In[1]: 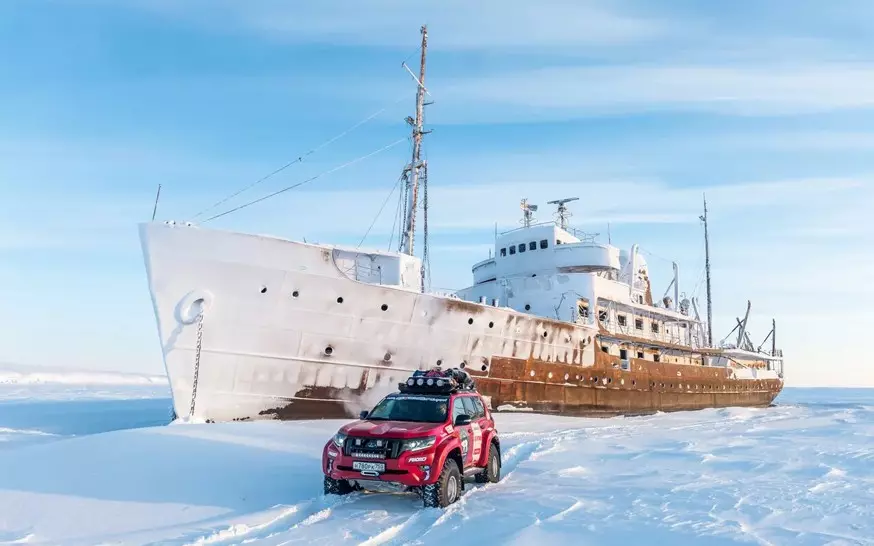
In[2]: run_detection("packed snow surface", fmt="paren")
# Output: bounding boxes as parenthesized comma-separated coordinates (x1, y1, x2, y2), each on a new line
(0, 377, 872, 545)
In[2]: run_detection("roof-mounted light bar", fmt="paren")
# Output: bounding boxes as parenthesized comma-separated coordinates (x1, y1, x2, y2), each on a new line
(397, 367, 476, 394)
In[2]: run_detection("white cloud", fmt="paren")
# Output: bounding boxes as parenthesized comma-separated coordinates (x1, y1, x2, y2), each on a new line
(435, 63, 874, 122)
(126, 0, 663, 50)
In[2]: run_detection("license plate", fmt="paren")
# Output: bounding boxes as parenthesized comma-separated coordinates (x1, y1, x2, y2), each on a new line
(352, 461, 385, 472)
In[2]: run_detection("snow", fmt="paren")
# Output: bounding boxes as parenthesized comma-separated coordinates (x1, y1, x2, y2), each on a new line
(0, 378, 872, 545)
(0, 363, 167, 386)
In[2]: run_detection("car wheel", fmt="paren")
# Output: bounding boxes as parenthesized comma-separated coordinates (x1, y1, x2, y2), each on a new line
(475, 442, 501, 484)
(423, 458, 462, 508)
(324, 475, 354, 495)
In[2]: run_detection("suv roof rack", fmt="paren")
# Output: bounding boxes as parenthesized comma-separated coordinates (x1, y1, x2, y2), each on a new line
(397, 367, 477, 395)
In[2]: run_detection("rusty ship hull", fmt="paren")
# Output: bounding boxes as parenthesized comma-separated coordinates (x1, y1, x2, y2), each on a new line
(140, 221, 784, 423)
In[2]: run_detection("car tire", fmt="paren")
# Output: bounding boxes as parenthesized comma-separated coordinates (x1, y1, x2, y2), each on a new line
(475, 442, 501, 484)
(324, 475, 354, 496)
(423, 458, 462, 508)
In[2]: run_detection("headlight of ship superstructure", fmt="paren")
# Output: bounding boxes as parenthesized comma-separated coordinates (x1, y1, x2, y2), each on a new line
(332, 432, 348, 449)
(403, 436, 436, 453)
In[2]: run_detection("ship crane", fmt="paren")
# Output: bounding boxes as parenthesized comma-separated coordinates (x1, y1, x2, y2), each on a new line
(547, 197, 579, 230)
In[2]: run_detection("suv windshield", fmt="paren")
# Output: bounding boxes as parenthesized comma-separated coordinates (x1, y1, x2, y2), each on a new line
(366, 394, 449, 423)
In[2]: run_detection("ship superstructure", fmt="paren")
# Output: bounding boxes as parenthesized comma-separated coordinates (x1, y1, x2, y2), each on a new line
(138, 26, 783, 423)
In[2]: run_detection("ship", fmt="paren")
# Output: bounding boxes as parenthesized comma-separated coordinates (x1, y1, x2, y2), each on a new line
(139, 26, 784, 423)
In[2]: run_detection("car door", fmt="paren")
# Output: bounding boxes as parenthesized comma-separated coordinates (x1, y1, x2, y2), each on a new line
(459, 396, 484, 468)
(451, 396, 474, 468)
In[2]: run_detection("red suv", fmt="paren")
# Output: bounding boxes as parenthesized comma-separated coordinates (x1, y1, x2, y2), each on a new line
(322, 368, 501, 507)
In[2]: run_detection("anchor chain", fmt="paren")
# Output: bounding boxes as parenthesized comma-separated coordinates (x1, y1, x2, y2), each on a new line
(188, 310, 205, 419)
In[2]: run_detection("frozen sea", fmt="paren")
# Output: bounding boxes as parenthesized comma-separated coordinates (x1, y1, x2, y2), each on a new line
(0, 367, 872, 545)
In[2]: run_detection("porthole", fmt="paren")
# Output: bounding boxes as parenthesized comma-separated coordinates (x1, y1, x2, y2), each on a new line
(260, 286, 267, 294)
(607, 378, 612, 384)
(564, 373, 569, 381)
(488, 321, 494, 328)
(530, 370, 535, 377)
(383, 352, 391, 361)
(324, 346, 334, 356)
(548, 372, 553, 379)
(460, 361, 466, 369)
(524, 304, 531, 311)
(481, 365, 488, 371)
(337, 297, 344, 304)
(436, 359, 443, 366)
(542, 331, 548, 338)
(593, 376, 599, 383)
(468, 318, 474, 325)
(576, 375, 581, 380)
(381, 304, 388, 311)
(632, 380, 637, 386)
(292, 290, 299, 298)
(621, 379, 625, 385)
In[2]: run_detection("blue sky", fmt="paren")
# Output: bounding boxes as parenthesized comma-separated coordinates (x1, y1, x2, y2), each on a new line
(1, 0, 872, 386)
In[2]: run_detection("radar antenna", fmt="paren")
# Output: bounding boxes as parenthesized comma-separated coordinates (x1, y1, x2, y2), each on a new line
(520, 198, 538, 227)
(547, 197, 579, 230)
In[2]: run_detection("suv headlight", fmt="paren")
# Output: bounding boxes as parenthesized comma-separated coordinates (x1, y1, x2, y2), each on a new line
(332, 432, 347, 448)
(403, 436, 436, 453)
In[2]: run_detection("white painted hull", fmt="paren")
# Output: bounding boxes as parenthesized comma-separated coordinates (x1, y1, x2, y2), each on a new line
(139, 222, 599, 423)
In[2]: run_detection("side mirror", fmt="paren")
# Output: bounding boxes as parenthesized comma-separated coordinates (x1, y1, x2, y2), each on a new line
(359, 410, 369, 420)
(454, 414, 472, 426)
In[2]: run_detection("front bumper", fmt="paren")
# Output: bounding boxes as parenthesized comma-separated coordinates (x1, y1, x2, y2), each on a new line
(322, 442, 438, 488)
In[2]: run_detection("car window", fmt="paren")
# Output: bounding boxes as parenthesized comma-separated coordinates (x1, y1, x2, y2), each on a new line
(471, 397, 486, 418)
(451, 397, 466, 423)
(460, 396, 478, 417)
(368, 395, 449, 423)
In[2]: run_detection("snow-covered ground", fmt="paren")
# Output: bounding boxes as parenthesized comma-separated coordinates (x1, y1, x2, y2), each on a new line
(0, 372, 872, 545)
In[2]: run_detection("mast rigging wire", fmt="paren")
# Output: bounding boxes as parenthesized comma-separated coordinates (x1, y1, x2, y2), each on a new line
(357, 174, 405, 248)
(201, 137, 408, 223)
(189, 93, 410, 221)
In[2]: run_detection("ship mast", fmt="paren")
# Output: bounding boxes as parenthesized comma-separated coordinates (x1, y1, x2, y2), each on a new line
(701, 194, 713, 347)
(399, 25, 429, 259)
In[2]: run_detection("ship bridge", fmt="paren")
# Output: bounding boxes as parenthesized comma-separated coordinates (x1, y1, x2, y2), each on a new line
(470, 223, 621, 287)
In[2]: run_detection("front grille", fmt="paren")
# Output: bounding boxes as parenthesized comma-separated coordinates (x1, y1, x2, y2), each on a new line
(344, 436, 402, 459)
(337, 465, 408, 475)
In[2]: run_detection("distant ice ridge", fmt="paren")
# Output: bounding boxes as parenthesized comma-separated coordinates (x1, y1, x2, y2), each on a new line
(0, 363, 167, 386)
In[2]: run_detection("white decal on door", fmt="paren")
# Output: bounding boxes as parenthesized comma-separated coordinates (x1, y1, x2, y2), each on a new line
(471, 422, 483, 461)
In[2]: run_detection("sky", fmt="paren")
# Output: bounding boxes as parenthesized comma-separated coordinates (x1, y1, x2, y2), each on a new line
(1, 0, 872, 387)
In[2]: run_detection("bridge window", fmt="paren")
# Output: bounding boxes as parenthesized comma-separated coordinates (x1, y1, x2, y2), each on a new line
(651, 322, 660, 333)
(654, 354, 661, 362)
(556, 240, 562, 245)
(598, 309, 609, 323)
(578, 301, 589, 318)
(500, 248, 506, 257)
(529, 241, 536, 251)
(518, 243, 526, 253)
(620, 349, 628, 360)
(509, 246, 516, 255)
(540, 239, 548, 249)
(635, 318, 644, 330)
(617, 314, 627, 327)
(637, 351, 644, 359)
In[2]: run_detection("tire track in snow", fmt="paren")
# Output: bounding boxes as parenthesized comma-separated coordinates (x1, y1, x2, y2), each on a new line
(167, 495, 359, 546)
(379, 430, 584, 545)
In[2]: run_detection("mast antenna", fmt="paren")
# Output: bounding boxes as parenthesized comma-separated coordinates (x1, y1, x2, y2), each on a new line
(547, 197, 579, 230)
(520, 198, 538, 227)
(398, 25, 429, 261)
(151, 183, 162, 221)
(700, 194, 713, 347)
